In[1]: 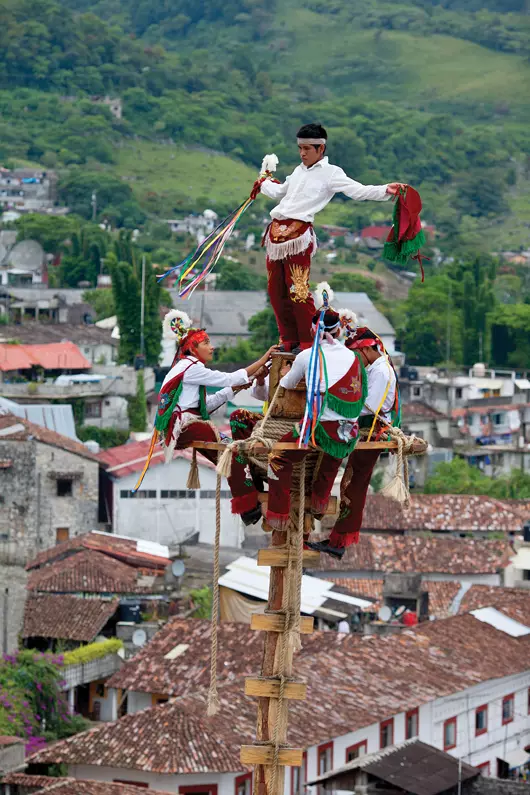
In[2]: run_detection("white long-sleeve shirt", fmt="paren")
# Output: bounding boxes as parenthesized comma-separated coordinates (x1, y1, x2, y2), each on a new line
(161, 357, 249, 414)
(250, 377, 269, 403)
(279, 340, 358, 422)
(361, 356, 397, 422)
(260, 156, 389, 223)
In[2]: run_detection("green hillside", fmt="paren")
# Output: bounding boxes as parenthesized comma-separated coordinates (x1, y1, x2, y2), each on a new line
(1, 0, 530, 253)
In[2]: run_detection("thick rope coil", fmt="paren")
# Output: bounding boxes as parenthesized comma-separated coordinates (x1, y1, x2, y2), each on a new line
(216, 387, 283, 479)
(378, 426, 426, 506)
(207, 465, 222, 716)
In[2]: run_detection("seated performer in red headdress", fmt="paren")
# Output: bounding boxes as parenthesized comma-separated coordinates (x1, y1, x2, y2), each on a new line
(136, 310, 277, 526)
(252, 123, 405, 353)
(264, 286, 367, 529)
(307, 320, 399, 559)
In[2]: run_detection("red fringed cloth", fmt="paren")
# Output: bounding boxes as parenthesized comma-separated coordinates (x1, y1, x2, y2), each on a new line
(383, 186, 426, 281)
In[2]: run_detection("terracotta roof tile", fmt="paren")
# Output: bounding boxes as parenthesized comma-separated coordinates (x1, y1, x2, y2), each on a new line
(401, 402, 446, 420)
(31, 613, 530, 768)
(27, 549, 157, 595)
(0, 323, 115, 347)
(107, 618, 351, 695)
(359, 494, 524, 533)
(0, 414, 99, 461)
(27, 532, 169, 572)
(319, 534, 514, 575)
(3, 774, 174, 795)
(0, 341, 90, 372)
(97, 438, 216, 478)
(22, 594, 118, 642)
(458, 584, 530, 625)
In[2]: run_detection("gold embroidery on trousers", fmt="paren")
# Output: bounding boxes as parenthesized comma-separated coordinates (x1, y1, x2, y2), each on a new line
(289, 263, 310, 303)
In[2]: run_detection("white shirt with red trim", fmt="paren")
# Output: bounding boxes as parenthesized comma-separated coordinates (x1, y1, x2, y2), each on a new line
(260, 156, 389, 223)
(161, 357, 249, 414)
(279, 340, 357, 422)
(361, 355, 396, 422)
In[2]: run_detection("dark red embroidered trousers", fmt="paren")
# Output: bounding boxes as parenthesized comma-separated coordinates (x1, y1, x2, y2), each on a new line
(267, 248, 316, 351)
(265, 427, 343, 528)
(177, 421, 258, 515)
(328, 448, 381, 548)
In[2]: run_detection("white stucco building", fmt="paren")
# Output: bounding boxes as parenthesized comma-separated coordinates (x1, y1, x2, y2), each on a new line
(99, 439, 244, 549)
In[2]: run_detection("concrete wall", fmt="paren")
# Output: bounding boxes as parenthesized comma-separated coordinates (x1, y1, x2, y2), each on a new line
(77, 342, 117, 366)
(127, 691, 152, 715)
(113, 460, 243, 549)
(0, 565, 28, 653)
(69, 765, 241, 794)
(82, 396, 129, 431)
(35, 443, 99, 548)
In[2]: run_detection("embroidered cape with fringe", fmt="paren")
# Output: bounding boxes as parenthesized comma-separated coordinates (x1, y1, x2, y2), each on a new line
(263, 218, 317, 261)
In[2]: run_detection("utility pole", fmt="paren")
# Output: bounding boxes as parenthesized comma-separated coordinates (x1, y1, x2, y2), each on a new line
(140, 254, 146, 357)
(91, 191, 97, 223)
(2, 588, 8, 654)
(445, 280, 452, 365)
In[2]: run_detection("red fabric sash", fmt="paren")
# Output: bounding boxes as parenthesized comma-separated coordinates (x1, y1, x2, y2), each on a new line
(328, 356, 364, 403)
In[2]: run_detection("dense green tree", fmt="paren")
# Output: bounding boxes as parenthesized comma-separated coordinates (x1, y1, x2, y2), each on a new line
(490, 304, 530, 368)
(424, 457, 530, 499)
(215, 259, 267, 290)
(128, 372, 147, 432)
(82, 288, 115, 320)
(14, 214, 79, 253)
(329, 272, 380, 300)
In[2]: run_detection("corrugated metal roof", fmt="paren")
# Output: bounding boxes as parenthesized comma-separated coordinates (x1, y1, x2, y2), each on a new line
(470, 607, 530, 637)
(218, 556, 372, 616)
(0, 397, 77, 439)
(169, 290, 395, 340)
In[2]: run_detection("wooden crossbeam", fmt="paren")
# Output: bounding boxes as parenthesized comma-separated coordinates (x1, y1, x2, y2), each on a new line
(257, 548, 321, 568)
(245, 677, 307, 700)
(240, 746, 304, 766)
(258, 494, 337, 515)
(190, 439, 420, 453)
(250, 614, 314, 634)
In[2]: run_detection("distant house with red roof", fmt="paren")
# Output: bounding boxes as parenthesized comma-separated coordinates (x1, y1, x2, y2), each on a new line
(98, 439, 244, 550)
(0, 341, 91, 378)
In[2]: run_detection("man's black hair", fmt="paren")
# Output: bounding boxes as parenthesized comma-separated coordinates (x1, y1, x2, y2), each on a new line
(297, 123, 327, 152)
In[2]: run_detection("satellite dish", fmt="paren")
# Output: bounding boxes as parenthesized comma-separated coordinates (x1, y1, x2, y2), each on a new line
(394, 605, 407, 618)
(132, 629, 147, 648)
(171, 559, 186, 578)
(378, 606, 392, 622)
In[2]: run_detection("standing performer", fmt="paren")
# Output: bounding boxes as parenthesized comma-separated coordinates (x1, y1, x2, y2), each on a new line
(307, 323, 399, 559)
(252, 123, 405, 352)
(134, 311, 276, 526)
(264, 291, 367, 529)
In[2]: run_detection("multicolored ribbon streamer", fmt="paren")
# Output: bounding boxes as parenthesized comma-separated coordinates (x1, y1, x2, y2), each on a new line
(157, 197, 254, 297)
(299, 311, 327, 448)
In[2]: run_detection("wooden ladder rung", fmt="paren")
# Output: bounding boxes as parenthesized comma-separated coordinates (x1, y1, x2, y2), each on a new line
(240, 746, 304, 766)
(257, 548, 321, 568)
(258, 494, 338, 516)
(245, 677, 307, 701)
(250, 613, 314, 634)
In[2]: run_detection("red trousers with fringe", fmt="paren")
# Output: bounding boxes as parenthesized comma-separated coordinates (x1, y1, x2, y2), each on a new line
(267, 248, 316, 351)
(265, 428, 343, 528)
(328, 449, 381, 548)
(177, 421, 258, 515)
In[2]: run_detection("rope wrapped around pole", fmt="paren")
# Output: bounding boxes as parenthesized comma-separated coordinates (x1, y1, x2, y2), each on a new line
(207, 464, 223, 716)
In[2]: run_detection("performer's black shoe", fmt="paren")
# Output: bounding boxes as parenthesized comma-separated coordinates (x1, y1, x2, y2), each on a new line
(241, 505, 263, 526)
(305, 540, 345, 560)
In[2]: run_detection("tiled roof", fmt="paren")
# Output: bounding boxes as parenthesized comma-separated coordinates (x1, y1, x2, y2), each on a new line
(458, 584, 530, 625)
(401, 401, 446, 420)
(0, 414, 100, 462)
(359, 494, 524, 533)
(317, 534, 514, 575)
(27, 531, 169, 572)
(22, 594, 118, 642)
(31, 613, 530, 768)
(107, 617, 352, 695)
(0, 735, 23, 745)
(504, 499, 530, 521)
(0, 323, 115, 347)
(0, 341, 90, 372)
(97, 438, 216, 478)
(30, 699, 250, 774)
(323, 578, 460, 619)
(2, 774, 174, 795)
(27, 549, 156, 595)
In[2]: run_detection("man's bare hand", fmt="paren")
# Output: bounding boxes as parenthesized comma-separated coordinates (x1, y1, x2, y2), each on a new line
(280, 363, 291, 378)
(386, 182, 407, 195)
(254, 365, 269, 386)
